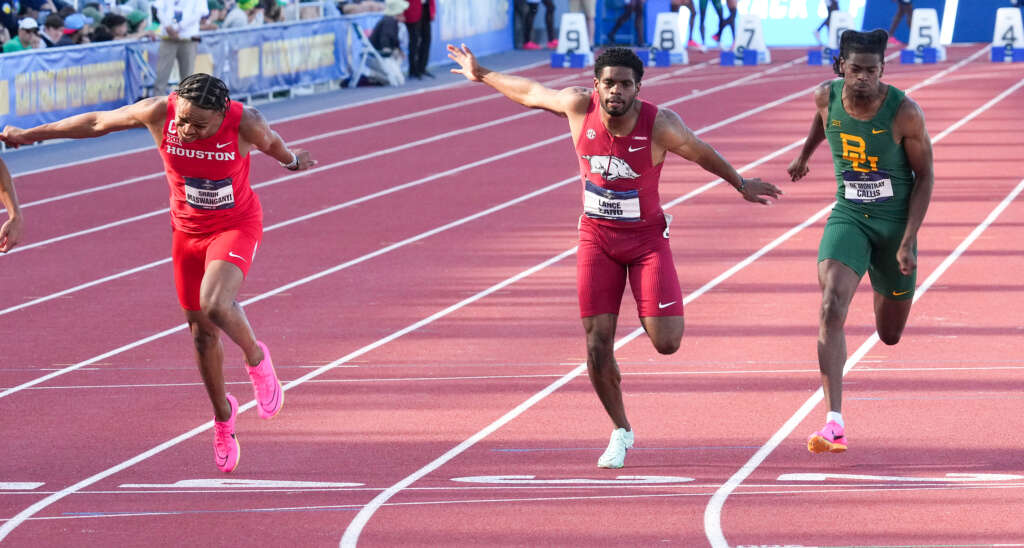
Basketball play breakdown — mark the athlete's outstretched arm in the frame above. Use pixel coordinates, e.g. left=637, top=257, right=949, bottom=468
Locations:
left=787, top=82, right=830, bottom=181
left=447, top=43, right=588, bottom=117
left=0, top=98, right=164, bottom=147
left=0, top=158, right=22, bottom=253
left=239, top=107, right=315, bottom=171
left=894, top=96, right=934, bottom=275
left=655, top=108, right=782, bottom=205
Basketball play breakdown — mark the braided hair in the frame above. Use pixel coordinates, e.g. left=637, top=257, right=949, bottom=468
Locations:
left=832, top=29, right=889, bottom=76
left=176, top=73, right=230, bottom=113
left=595, top=47, right=645, bottom=82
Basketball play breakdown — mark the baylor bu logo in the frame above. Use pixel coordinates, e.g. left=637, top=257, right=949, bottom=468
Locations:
left=839, top=132, right=879, bottom=172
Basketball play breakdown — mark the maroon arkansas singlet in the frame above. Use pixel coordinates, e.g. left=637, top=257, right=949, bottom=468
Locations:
left=574, top=91, right=665, bottom=230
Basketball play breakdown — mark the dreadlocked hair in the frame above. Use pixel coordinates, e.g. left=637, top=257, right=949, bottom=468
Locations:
left=594, top=47, right=644, bottom=82
left=176, top=73, right=230, bottom=113
left=832, top=29, right=889, bottom=76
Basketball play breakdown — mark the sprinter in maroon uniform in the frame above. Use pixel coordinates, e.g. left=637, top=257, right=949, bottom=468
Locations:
left=448, top=44, right=781, bottom=469
left=2, top=74, right=315, bottom=473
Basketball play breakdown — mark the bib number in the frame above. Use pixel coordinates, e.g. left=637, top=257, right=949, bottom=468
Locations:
left=185, top=177, right=236, bottom=210
left=583, top=180, right=641, bottom=221
left=842, top=170, right=893, bottom=204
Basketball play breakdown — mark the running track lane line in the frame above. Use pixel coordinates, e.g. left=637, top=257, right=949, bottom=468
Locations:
left=0, top=91, right=824, bottom=542
left=702, top=74, right=1024, bottom=548
left=0, top=58, right=802, bottom=314
left=2, top=59, right=552, bottom=179
left=0, top=59, right=728, bottom=252
left=337, top=46, right=995, bottom=546
left=0, top=59, right=807, bottom=391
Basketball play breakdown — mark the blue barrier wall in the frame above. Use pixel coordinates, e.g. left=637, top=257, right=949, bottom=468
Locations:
left=434, top=0, right=514, bottom=65
left=861, top=0, right=945, bottom=43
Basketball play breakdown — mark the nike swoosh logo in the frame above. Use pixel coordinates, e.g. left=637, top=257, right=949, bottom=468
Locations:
left=658, top=301, right=676, bottom=309
left=628, top=146, right=646, bottom=152
left=892, top=290, right=911, bottom=296
left=216, top=142, right=231, bottom=149
left=228, top=251, right=248, bottom=263
left=871, top=129, right=886, bottom=134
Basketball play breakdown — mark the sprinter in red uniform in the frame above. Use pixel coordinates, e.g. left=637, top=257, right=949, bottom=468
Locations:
left=2, top=74, right=315, bottom=473
left=448, top=45, right=782, bottom=468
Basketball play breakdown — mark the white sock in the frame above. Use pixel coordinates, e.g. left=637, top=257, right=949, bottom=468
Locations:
left=827, top=411, right=844, bottom=427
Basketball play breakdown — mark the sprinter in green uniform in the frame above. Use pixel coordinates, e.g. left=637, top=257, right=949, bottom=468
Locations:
left=787, top=29, right=934, bottom=454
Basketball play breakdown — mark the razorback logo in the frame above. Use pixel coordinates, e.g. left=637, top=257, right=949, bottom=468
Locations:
left=582, top=155, right=640, bottom=181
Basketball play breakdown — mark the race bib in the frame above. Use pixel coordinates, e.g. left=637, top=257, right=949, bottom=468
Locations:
left=185, top=177, right=236, bottom=210
left=583, top=180, right=641, bottom=221
left=842, top=170, right=893, bottom=204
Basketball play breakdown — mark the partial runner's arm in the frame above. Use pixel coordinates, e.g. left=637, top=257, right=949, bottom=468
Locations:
left=0, top=158, right=21, bottom=253
left=788, top=81, right=831, bottom=181
left=239, top=106, right=315, bottom=171
left=655, top=107, right=782, bottom=205
left=447, top=43, right=590, bottom=117
left=0, top=98, right=165, bottom=147
left=894, top=95, right=934, bottom=275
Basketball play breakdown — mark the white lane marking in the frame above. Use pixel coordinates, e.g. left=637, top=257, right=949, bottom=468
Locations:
left=778, top=473, right=1024, bottom=483
left=119, top=479, right=364, bottom=489
left=0, top=483, right=44, bottom=491
left=449, top=475, right=695, bottom=485
left=704, top=83, right=1024, bottom=548
left=16, top=483, right=1024, bottom=524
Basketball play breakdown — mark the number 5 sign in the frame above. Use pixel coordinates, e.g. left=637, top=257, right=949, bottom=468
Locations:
left=906, top=8, right=946, bottom=61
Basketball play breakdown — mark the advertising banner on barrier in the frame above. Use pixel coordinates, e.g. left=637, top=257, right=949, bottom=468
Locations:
left=0, top=42, right=142, bottom=129
left=134, top=17, right=352, bottom=97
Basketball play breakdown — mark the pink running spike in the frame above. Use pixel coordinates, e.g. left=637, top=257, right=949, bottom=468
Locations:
left=213, top=394, right=240, bottom=473
left=247, top=341, right=283, bottom=419
left=807, top=420, right=848, bottom=454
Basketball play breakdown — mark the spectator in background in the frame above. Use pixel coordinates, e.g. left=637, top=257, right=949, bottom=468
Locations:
left=58, top=12, right=90, bottom=45
left=201, top=0, right=225, bottom=29
left=81, top=5, right=103, bottom=26
left=91, top=23, right=114, bottom=41
left=371, top=0, right=406, bottom=56
left=338, top=0, right=383, bottom=14
left=260, top=0, right=283, bottom=22
left=40, top=13, right=65, bottom=46
left=222, top=0, right=263, bottom=27
left=152, top=0, right=208, bottom=95
left=887, top=0, right=912, bottom=45
left=1, top=0, right=18, bottom=39
left=101, top=13, right=129, bottom=37
left=403, top=0, right=434, bottom=78
left=568, top=0, right=595, bottom=48
left=363, top=0, right=407, bottom=86
left=608, top=0, right=645, bottom=47
left=522, top=0, right=555, bottom=50
left=3, top=17, right=44, bottom=52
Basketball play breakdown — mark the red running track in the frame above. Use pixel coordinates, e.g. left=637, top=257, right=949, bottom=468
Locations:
left=1, top=46, right=1022, bottom=546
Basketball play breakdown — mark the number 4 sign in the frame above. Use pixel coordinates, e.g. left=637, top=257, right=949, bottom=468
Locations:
left=993, top=7, right=1024, bottom=48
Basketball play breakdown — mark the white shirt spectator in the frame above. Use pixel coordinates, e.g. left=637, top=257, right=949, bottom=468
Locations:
left=155, top=0, right=208, bottom=39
